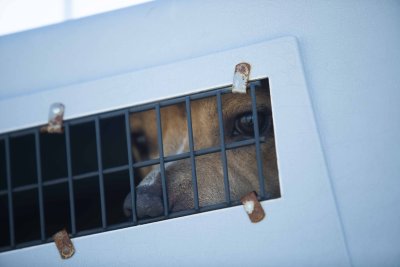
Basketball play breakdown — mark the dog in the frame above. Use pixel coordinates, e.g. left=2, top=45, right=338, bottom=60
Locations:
left=124, top=81, right=280, bottom=219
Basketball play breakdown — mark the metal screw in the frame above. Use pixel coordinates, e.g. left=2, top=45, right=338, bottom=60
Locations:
left=232, top=62, right=251, bottom=94
left=41, top=103, right=65, bottom=134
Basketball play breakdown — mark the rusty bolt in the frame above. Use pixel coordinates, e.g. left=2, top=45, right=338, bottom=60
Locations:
left=232, top=62, right=251, bottom=94
left=40, top=103, right=65, bottom=134
left=241, top=191, right=265, bottom=223
left=53, top=229, right=75, bottom=259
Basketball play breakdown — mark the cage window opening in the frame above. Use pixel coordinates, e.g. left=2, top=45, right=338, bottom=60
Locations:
left=0, top=78, right=280, bottom=252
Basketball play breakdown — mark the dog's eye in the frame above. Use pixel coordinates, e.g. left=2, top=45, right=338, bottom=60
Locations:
left=232, top=111, right=269, bottom=137
left=132, top=131, right=149, bottom=156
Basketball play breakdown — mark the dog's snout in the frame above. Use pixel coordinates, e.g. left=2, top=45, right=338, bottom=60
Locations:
left=123, top=192, right=133, bottom=217
left=124, top=187, right=164, bottom=218
left=137, top=186, right=164, bottom=218
left=123, top=169, right=164, bottom=219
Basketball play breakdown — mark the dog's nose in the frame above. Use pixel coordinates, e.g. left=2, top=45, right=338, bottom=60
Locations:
left=123, top=192, right=133, bottom=217
left=123, top=185, right=164, bottom=219
left=136, top=186, right=164, bottom=218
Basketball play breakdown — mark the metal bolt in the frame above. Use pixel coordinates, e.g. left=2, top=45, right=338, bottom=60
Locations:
left=41, top=103, right=65, bottom=134
left=232, top=63, right=251, bottom=94
left=53, top=229, right=75, bottom=259
left=52, top=106, right=62, bottom=115
left=241, top=191, right=265, bottom=223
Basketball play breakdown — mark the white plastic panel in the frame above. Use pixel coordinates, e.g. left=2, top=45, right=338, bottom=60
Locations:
left=0, top=37, right=350, bottom=266
left=1, top=1, right=400, bottom=266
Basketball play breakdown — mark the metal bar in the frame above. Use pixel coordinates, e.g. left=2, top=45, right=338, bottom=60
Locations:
left=226, top=139, right=257, bottom=149
left=106, top=221, right=134, bottom=231
left=0, top=246, right=12, bottom=253
left=64, top=123, right=76, bottom=235
left=34, top=130, right=45, bottom=241
left=250, top=84, right=266, bottom=198
left=132, top=138, right=263, bottom=169
left=103, top=164, right=129, bottom=174
left=128, top=87, right=232, bottom=114
left=15, top=240, right=42, bottom=249
left=137, top=215, right=166, bottom=225
left=12, top=183, right=38, bottom=192
left=0, top=83, right=250, bottom=140
left=67, top=116, right=95, bottom=126
left=43, top=178, right=69, bottom=186
left=133, top=158, right=160, bottom=169
left=165, top=152, right=190, bottom=162
left=199, top=202, right=229, bottom=212
left=129, top=103, right=156, bottom=113
left=216, top=92, right=231, bottom=204
left=0, top=86, right=238, bottom=139
left=190, top=87, right=231, bottom=100
left=168, top=208, right=197, bottom=219
left=99, top=110, right=125, bottom=119
left=229, top=200, right=242, bottom=206
left=194, top=146, right=221, bottom=156
left=166, top=199, right=256, bottom=218
left=9, top=129, right=36, bottom=138
left=135, top=201, right=242, bottom=223
left=5, top=136, right=15, bottom=247
left=13, top=167, right=115, bottom=194
left=185, top=97, right=199, bottom=210
left=0, top=190, right=7, bottom=196
left=125, top=110, right=137, bottom=223
left=159, top=86, right=230, bottom=106
left=73, top=171, right=99, bottom=180
left=155, top=104, right=169, bottom=216
left=75, top=227, right=104, bottom=237
left=160, top=96, right=186, bottom=107
left=7, top=142, right=261, bottom=191
left=95, top=117, right=107, bottom=229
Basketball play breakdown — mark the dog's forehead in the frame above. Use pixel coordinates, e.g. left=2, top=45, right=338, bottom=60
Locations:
left=221, top=89, right=270, bottom=114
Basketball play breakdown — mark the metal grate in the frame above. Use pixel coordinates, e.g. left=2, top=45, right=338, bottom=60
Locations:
left=0, top=78, right=279, bottom=252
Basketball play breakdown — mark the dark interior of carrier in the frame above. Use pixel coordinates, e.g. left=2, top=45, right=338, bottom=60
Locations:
left=0, top=78, right=279, bottom=251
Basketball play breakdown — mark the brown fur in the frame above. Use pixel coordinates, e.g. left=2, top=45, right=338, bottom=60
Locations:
left=125, top=87, right=280, bottom=218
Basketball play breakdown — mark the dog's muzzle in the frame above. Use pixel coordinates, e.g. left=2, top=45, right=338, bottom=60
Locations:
left=123, top=168, right=164, bottom=218
left=123, top=190, right=164, bottom=218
